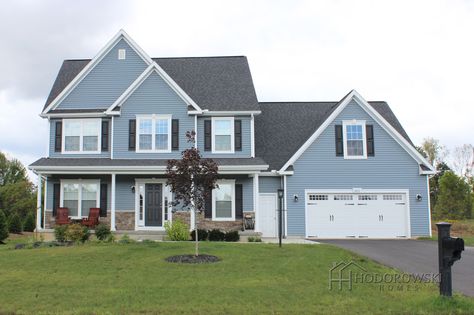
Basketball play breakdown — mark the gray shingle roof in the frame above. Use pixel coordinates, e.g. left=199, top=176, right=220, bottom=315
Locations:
left=30, top=157, right=268, bottom=168
left=43, top=56, right=259, bottom=112
left=255, top=101, right=413, bottom=171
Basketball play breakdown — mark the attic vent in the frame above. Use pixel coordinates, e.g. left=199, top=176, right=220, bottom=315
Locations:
left=118, top=49, right=126, bottom=60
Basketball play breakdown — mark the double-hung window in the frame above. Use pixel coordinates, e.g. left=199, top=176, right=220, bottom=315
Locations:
left=63, top=119, right=101, bottom=153
left=212, top=117, right=234, bottom=153
left=61, top=180, right=100, bottom=218
left=212, top=180, right=235, bottom=221
left=137, top=115, right=171, bottom=152
left=343, top=120, right=367, bottom=159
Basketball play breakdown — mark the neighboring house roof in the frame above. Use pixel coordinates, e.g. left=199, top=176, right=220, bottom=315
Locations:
left=43, top=56, right=259, bottom=112
left=30, top=157, right=268, bottom=170
left=255, top=100, right=414, bottom=171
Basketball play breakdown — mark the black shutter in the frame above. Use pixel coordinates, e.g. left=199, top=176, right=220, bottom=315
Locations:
left=204, top=189, right=212, bottom=219
left=53, top=183, right=60, bottom=217
left=366, top=124, right=374, bottom=156
left=335, top=125, right=343, bottom=156
left=172, top=119, right=179, bottom=151
left=100, top=183, right=108, bottom=217
left=54, top=121, right=62, bottom=152
left=235, top=184, right=243, bottom=219
left=129, top=119, right=136, bottom=151
left=101, top=120, right=109, bottom=152
left=234, top=120, right=242, bottom=151
left=204, top=120, right=212, bottom=151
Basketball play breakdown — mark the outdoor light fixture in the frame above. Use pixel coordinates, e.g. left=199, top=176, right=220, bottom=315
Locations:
left=416, top=194, right=422, bottom=201
left=293, top=194, right=299, bottom=202
left=131, top=185, right=135, bottom=193
left=277, top=189, right=284, bottom=199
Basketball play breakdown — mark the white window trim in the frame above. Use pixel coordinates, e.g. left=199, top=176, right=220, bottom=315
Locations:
left=212, top=179, right=236, bottom=221
left=62, top=118, right=102, bottom=154
left=211, top=117, right=235, bottom=154
left=342, top=120, right=367, bottom=159
left=136, top=114, right=172, bottom=153
left=60, top=179, right=100, bottom=219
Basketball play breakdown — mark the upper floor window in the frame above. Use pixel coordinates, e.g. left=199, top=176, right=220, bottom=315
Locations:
left=137, top=115, right=171, bottom=152
left=212, top=117, right=234, bottom=153
left=63, top=119, right=101, bottom=154
left=343, top=120, right=367, bottom=159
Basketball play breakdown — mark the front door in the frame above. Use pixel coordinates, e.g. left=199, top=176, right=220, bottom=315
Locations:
left=145, top=184, right=162, bottom=227
left=259, top=193, right=278, bottom=237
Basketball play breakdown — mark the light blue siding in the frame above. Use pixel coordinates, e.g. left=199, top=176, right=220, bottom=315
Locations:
left=197, top=116, right=252, bottom=158
left=56, top=39, right=148, bottom=110
left=259, top=176, right=281, bottom=193
left=285, top=100, right=430, bottom=237
left=49, top=119, right=111, bottom=158
left=237, top=177, right=254, bottom=212
left=113, top=72, right=194, bottom=159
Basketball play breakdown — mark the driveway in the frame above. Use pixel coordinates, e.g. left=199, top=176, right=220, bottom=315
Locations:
left=320, top=240, right=474, bottom=297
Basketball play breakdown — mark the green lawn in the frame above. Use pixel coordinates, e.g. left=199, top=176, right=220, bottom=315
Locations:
left=0, top=240, right=473, bottom=314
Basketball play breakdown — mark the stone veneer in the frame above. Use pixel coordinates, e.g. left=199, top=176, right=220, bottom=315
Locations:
left=115, top=211, right=135, bottom=230
left=173, top=211, right=255, bottom=232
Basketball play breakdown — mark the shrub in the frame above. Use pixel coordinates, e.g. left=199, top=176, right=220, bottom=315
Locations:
left=23, top=212, right=36, bottom=232
left=95, top=223, right=111, bottom=241
left=54, top=225, right=68, bottom=242
left=190, top=229, right=208, bottom=241
left=118, top=234, right=134, bottom=244
left=224, top=230, right=240, bottom=242
left=208, top=229, right=225, bottom=241
left=164, top=219, right=189, bottom=241
left=65, top=223, right=90, bottom=243
left=247, top=236, right=262, bottom=243
left=8, top=213, right=22, bottom=234
left=0, top=210, right=9, bottom=243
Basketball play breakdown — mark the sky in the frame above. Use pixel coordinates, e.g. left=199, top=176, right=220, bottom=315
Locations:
left=1, top=0, right=473, bottom=179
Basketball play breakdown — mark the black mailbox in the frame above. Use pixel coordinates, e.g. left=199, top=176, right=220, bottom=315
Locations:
left=442, top=237, right=465, bottom=266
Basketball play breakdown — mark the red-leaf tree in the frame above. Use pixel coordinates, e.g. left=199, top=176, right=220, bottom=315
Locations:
left=166, top=131, right=219, bottom=256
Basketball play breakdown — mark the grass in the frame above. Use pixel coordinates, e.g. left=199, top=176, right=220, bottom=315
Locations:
left=0, top=239, right=473, bottom=314
left=421, top=219, right=474, bottom=246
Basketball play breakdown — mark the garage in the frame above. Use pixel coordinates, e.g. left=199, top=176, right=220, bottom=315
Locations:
left=305, top=191, right=410, bottom=238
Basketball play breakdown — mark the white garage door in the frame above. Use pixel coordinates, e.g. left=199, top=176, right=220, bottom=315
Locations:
left=306, top=192, right=409, bottom=238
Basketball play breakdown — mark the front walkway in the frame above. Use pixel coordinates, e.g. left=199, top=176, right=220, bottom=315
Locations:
left=320, top=239, right=474, bottom=297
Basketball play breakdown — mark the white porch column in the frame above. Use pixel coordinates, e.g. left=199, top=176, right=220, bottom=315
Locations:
left=253, top=173, right=259, bottom=231
left=111, top=173, right=116, bottom=231
left=43, top=177, right=48, bottom=230
left=36, top=176, right=42, bottom=231
left=283, top=175, right=287, bottom=237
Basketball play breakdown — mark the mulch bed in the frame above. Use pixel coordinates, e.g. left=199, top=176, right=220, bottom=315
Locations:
left=165, top=254, right=220, bottom=264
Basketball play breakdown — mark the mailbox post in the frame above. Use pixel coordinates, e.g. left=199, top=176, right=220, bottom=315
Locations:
left=436, top=222, right=465, bottom=297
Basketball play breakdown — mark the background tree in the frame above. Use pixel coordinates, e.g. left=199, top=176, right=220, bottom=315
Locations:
left=452, top=144, right=473, bottom=179
left=429, top=162, right=451, bottom=211
left=166, top=132, right=218, bottom=256
left=0, top=210, right=8, bottom=243
left=420, top=137, right=448, bottom=166
left=434, top=171, right=472, bottom=220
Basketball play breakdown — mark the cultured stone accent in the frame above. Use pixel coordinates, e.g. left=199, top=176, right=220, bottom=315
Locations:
left=115, top=211, right=135, bottom=230
left=173, top=211, right=255, bottom=232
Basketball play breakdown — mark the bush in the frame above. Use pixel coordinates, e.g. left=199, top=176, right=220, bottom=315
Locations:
left=23, top=212, right=36, bottom=232
left=248, top=236, right=262, bottom=243
left=190, top=229, right=208, bottom=241
left=164, top=219, right=189, bottom=241
left=118, top=234, right=134, bottom=244
left=54, top=225, right=68, bottom=242
left=224, top=230, right=240, bottom=242
left=208, top=229, right=225, bottom=241
left=95, top=223, right=111, bottom=241
left=0, top=210, right=9, bottom=243
left=8, top=213, right=22, bottom=234
left=65, top=223, right=90, bottom=243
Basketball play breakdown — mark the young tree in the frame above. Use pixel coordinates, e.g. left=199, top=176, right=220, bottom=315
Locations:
left=420, top=138, right=448, bottom=166
left=434, top=171, right=472, bottom=220
left=166, top=131, right=218, bottom=256
left=452, top=144, right=474, bottom=179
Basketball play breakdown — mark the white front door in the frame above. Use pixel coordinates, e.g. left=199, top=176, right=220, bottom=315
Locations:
left=259, top=193, right=278, bottom=237
left=305, top=191, right=409, bottom=238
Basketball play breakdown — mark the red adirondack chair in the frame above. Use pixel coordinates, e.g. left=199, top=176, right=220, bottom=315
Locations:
left=81, top=208, right=100, bottom=228
left=56, top=207, right=71, bottom=225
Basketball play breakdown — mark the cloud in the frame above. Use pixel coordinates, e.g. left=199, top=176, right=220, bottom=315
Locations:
left=1, top=0, right=473, bottom=180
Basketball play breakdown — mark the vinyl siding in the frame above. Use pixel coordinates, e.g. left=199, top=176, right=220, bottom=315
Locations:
left=197, top=116, right=252, bottom=158
left=259, top=176, right=281, bottom=193
left=285, top=100, right=430, bottom=237
left=49, top=119, right=111, bottom=158
left=56, top=39, right=148, bottom=110
left=113, top=71, right=194, bottom=159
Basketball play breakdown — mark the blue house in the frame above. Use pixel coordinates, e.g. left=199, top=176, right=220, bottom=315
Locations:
left=30, top=30, right=435, bottom=238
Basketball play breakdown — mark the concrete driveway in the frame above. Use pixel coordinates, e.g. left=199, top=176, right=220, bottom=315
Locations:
left=320, top=240, right=474, bottom=297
